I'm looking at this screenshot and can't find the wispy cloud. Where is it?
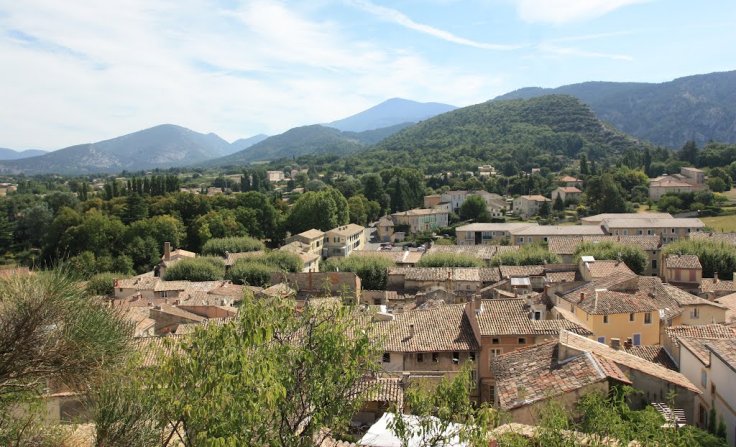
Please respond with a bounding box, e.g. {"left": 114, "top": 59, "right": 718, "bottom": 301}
{"left": 510, "top": 0, "right": 649, "bottom": 24}
{"left": 347, "top": 0, "right": 523, "bottom": 50}
{"left": 549, "top": 30, "right": 637, "bottom": 43}
{"left": 537, "top": 43, "right": 633, "bottom": 61}
{"left": 0, "top": 0, "right": 499, "bottom": 148}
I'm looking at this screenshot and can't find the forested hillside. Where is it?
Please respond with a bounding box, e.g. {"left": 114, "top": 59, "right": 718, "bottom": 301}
{"left": 495, "top": 71, "right": 736, "bottom": 148}
{"left": 346, "top": 95, "right": 646, "bottom": 174}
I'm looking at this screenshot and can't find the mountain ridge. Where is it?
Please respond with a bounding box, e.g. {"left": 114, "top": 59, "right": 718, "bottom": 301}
{"left": 494, "top": 70, "right": 736, "bottom": 148}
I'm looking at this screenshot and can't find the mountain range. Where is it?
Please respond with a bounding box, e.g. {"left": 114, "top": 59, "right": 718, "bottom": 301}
{"left": 0, "top": 148, "right": 47, "bottom": 160}
{"left": 495, "top": 70, "right": 736, "bottom": 148}
{"left": 2, "top": 70, "right": 736, "bottom": 175}
{"left": 0, "top": 125, "right": 233, "bottom": 175}
{"left": 352, "top": 94, "right": 645, "bottom": 173}
{"left": 324, "top": 98, "right": 456, "bottom": 132}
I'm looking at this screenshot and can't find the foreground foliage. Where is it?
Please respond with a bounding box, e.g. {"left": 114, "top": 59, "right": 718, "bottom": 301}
{"left": 96, "top": 293, "right": 378, "bottom": 447}
{"left": 0, "top": 270, "right": 131, "bottom": 446}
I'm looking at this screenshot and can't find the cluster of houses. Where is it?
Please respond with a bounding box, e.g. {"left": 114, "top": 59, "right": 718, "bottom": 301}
{"left": 30, "top": 199, "right": 736, "bottom": 446}
{"left": 86, "top": 210, "right": 736, "bottom": 445}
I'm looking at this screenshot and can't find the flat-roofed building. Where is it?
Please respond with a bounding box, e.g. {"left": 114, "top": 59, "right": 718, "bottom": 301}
{"left": 511, "top": 225, "right": 605, "bottom": 245}
{"left": 456, "top": 223, "right": 537, "bottom": 246}
{"left": 581, "top": 212, "right": 673, "bottom": 226}
{"left": 391, "top": 208, "right": 449, "bottom": 234}
{"left": 323, "top": 224, "right": 366, "bottom": 258}
{"left": 602, "top": 217, "right": 705, "bottom": 243}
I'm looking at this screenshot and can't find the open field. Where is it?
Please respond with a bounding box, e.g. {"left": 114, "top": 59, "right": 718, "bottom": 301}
{"left": 701, "top": 215, "right": 736, "bottom": 232}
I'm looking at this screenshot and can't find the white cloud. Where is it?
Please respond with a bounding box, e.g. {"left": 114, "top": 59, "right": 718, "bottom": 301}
{"left": 0, "top": 0, "right": 498, "bottom": 149}
{"left": 511, "top": 0, "right": 648, "bottom": 24}
{"left": 347, "top": 0, "right": 523, "bottom": 50}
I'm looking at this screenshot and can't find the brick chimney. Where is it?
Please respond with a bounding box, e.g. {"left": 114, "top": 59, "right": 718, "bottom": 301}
{"left": 164, "top": 241, "right": 171, "bottom": 261}
{"left": 610, "top": 338, "right": 621, "bottom": 350}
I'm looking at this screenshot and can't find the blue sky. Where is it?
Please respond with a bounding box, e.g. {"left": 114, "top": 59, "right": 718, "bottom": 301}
{"left": 1, "top": 0, "right": 735, "bottom": 150}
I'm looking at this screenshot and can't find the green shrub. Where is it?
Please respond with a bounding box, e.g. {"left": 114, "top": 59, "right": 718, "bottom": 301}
{"left": 664, "top": 239, "right": 736, "bottom": 279}
{"left": 323, "top": 256, "right": 394, "bottom": 290}
{"left": 261, "top": 251, "right": 303, "bottom": 273}
{"left": 491, "top": 244, "right": 560, "bottom": 266}
{"left": 201, "top": 236, "right": 264, "bottom": 256}
{"left": 86, "top": 272, "right": 129, "bottom": 296}
{"left": 226, "top": 260, "right": 280, "bottom": 287}
{"left": 574, "top": 241, "right": 648, "bottom": 275}
{"left": 416, "top": 253, "right": 484, "bottom": 268}
{"left": 164, "top": 257, "right": 225, "bottom": 281}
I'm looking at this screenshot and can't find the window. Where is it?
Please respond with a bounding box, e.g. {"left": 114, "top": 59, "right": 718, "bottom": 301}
{"left": 432, "top": 352, "right": 439, "bottom": 363}
{"left": 465, "top": 232, "right": 473, "bottom": 240}
{"left": 417, "top": 353, "right": 424, "bottom": 363}
{"left": 373, "top": 298, "right": 382, "bottom": 305}
{"left": 633, "top": 333, "right": 641, "bottom": 346}
{"left": 518, "top": 337, "right": 527, "bottom": 345}
{"left": 644, "top": 312, "right": 652, "bottom": 324}
{"left": 598, "top": 336, "right": 606, "bottom": 344}
{"left": 652, "top": 259, "right": 657, "bottom": 269}
{"left": 382, "top": 353, "right": 390, "bottom": 363}
{"left": 160, "top": 291, "right": 169, "bottom": 298}
{"left": 492, "top": 338, "right": 500, "bottom": 345}
{"left": 469, "top": 352, "right": 476, "bottom": 362}
{"left": 533, "top": 311, "right": 541, "bottom": 320}
{"left": 603, "top": 315, "right": 609, "bottom": 324}
{"left": 701, "top": 370, "right": 708, "bottom": 387}
{"left": 672, "top": 228, "right": 676, "bottom": 233}
{"left": 629, "top": 313, "right": 635, "bottom": 322}
{"left": 452, "top": 352, "right": 460, "bottom": 364}
{"left": 489, "top": 385, "right": 496, "bottom": 403}
{"left": 490, "top": 348, "right": 502, "bottom": 359}
{"left": 711, "top": 382, "right": 716, "bottom": 396}
{"left": 691, "top": 307, "right": 700, "bottom": 319}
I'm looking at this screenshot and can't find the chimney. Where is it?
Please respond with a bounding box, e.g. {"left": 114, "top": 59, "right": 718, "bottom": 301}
{"left": 610, "top": 338, "right": 621, "bottom": 350}
{"left": 624, "top": 338, "right": 632, "bottom": 349}
{"left": 579, "top": 292, "right": 586, "bottom": 302}
{"left": 714, "top": 272, "right": 719, "bottom": 283}
{"left": 409, "top": 324, "right": 415, "bottom": 338}
{"left": 164, "top": 241, "right": 171, "bottom": 261}
{"left": 544, "top": 283, "right": 550, "bottom": 297}
{"left": 473, "top": 295, "right": 483, "bottom": 314}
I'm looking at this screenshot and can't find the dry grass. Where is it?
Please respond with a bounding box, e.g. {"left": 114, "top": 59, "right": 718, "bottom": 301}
{"left": 701, "top": 215, "right": 736, "bottom": 232}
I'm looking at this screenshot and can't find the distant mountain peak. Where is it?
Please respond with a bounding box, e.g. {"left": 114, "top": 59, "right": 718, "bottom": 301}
{"left": 325, "top": 97, "right": 457, "bottom": 132}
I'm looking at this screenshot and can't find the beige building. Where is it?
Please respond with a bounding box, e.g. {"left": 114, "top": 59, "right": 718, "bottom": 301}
{"left": 323, "top": 224, "right": 365, "bottom": 257}
{"left": 512, "top": 195, "right": 551, "bottom": 218}
{"left": 547, "top": 235, "right": 662, "bottom": 276}
{"left": 551, "top": 186, "right": 582, "bottom": 203}
{"left": 285, "top": 228, "right": 324, "bottom": 255}
{"left": 559, "top": 175, "right": 583, "bottom": 188}
{"left": 456, "top": 222, "right": 537, "bottom": 245}
{"left": 266, "top": 170, "right": 285, "bottom": 182}
{"left": 602, "top": 217, "right": 705, "bottom": 243}
{"left": 649, "top": 167, "right": 707, "bottom": 200}
{"left": 663, "top": 254, "right": 702, "bottom": 290}
{"left": 511, "top": 225, "right": 605, "bottom": 245}
{"left": 581, "top": 212, "right": 673, "bottom": 226}
{"left": 391, "top": 208, "right": 449, "bottom": 234}
{"left": 386, "top": 267, "right": 500, "bottom": 293}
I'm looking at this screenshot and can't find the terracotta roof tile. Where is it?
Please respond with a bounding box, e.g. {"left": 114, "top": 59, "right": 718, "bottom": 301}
{"left": 706, "top": 339, "right": 736, "bottom": 369}
{"left": 624, "top": 346, "right": 677, "bottom": 370}
{"left": 388, "top": 267, "right": 500, "bottom": 283}
{"left": 476, "top": 299, "right": 592, "bottom": 336}
{"left": 371, "top": 303, "right": 479, "bottom": 352}
{"left": 665, "top": 255, "right": 702, "bottom": 269}
{"left": 700, "top": 278, "right": 736, "bottom": 293}
{"left": 559, "top": 330, "right": 699, "bottom": 393}
{"left": 499, "top": 265, "right": 545, "bottom": 278}
{"left": 690, "top": 232, "right": 736, "bottom": 246}
{"left": 492, "top": 341, "right": 624, "bottom": 410}
{"left": 715, "top": 292, "right": 736, "bottom": 324}
{"left": 584, "top": 260, "right": 634, "bottom": 279}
